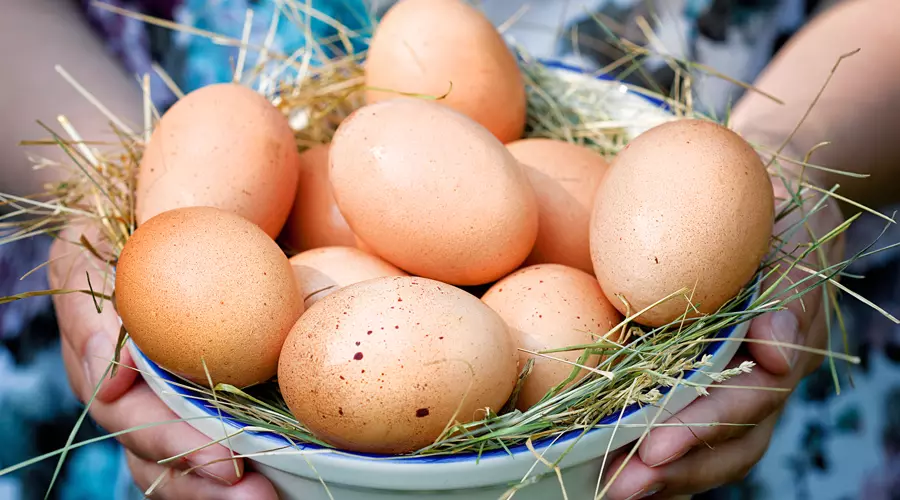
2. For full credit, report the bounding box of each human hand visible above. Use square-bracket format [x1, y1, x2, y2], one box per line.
[601, 176, 845, 499]
[49, 223, 279, 499]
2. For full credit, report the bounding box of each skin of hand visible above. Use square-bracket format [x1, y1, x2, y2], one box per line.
[16, 0, 897, 498]
[602, 174, 843, 500]
[2, 2, 277, 496]
[1, 0, 145, 198]
[601, 0, 900, 495]
[49, 223, 279, 500]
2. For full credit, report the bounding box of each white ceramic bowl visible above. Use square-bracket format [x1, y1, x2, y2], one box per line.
[129, 65, 754, 500]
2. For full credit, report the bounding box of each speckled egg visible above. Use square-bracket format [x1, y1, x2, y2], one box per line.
[280, 144, 357, 252]
[116, 207, 303, 387]
[278, 276, 518, 455]
[329, 97, 539, 285]
[507, 138, 610, 273]
[137, 83, 300, 238]
[364, 0, 526, 143]
[289, 246, 407, 309]
[482, 264, 623, 411]
[590, 119, 774, 327]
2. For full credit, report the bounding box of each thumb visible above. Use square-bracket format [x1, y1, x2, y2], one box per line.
[745, 176, 842, 377]
[49, 224, 136, 403]
[747, 309, 801, 376]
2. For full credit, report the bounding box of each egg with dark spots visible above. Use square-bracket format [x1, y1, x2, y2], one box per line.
[590, 119, 774, 326]
[482, 264, 623, 411]
[278, 276, 517, 454]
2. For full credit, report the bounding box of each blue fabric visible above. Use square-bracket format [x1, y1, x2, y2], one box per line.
[168, 0, 372, 109]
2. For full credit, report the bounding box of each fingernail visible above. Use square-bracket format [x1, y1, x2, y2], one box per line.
[194, 466, 234, 486]
[649, 448, 688, 468]
[82, 334, 114, 389]
[770, 311, 800, 368]
[625, 483, 664, 500]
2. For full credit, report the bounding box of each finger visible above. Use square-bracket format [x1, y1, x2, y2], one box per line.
[754, 179, 837, 375]
[62, 340, 247, 487]
[50, 230, 131, 403]
[747, 300, 830, 380]
[61, 331, 137, 404]
[602, 413, 778, 499]
[101, 381, 245, 484]
[638, 356, 789, 467]
[600, 452, 663, 500]
[126, 450, 278, 500]
[746, 310, 800, 376]
[653, 412, 779, 496]
[62, 327, 249, 487]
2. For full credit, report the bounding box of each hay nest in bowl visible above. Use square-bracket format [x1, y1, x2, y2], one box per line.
[0, 2, 894, 497]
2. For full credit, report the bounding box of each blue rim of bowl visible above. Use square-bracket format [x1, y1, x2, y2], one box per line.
[537, 59, 670, 110]
[136, 61, 747, 464]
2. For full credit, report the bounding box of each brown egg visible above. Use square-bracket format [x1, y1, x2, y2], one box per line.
[137, 83, 300, 238]
[507, 139, 610, 273]
[353, 234, 377, 255]
[289, 246, 407, 309]
[482, 264, 623, 411]
[364, 0, 526, 143]
[280, 144, 357, 252]
[590, 119, 774, 327]
[278, 276, 518, 455]
[329, 98, 539, 285]
[116, 207, 303, 387]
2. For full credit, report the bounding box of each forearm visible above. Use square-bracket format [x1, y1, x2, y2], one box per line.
[0, 0, 141, 198]
[730, 0, 900, 208]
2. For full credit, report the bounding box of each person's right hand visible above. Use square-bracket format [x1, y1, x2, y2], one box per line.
[49, 223, 279, 499]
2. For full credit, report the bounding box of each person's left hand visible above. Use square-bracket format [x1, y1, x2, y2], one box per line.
[601, 178, 844, 500]
[50, 222, 280, 499]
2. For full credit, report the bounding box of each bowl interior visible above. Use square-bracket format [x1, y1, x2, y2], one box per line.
[133, 284, 756, 464]
[132, 62, 756, 464]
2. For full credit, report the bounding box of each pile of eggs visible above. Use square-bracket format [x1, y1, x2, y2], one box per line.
[115, 0, 775, 455]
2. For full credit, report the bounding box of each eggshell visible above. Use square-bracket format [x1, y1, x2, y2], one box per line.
[353, 234, 377, 255]
[278, 276, 518, 455]
[329, 98, 539, 285]
[289, 246, 407, 309]
[116, 207, 303, 387]
[137, 83, 300, 238]
[481, 264, 623, 411]
[507, 138, 610, 273]
[280, 144, 357, 252]
[364, 0, 526, 143]
[590, 119, 774, 327]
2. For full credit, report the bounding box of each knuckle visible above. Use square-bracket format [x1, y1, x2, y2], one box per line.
[735, 461, 755, 482]
[128, 455, 180, 500]
[48, 238, 68, 262]
[802, 354, 826, 378]
[750, 440, 770, 466]
[125, 452, 150, 491]
[59, 342, 88, 403]
[729, 442, 769, 484]
[119, 435, 165, 463]
[760, 394, 784, 420]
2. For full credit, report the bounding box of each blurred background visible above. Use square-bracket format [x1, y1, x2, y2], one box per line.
[1, 0, 898, 499]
